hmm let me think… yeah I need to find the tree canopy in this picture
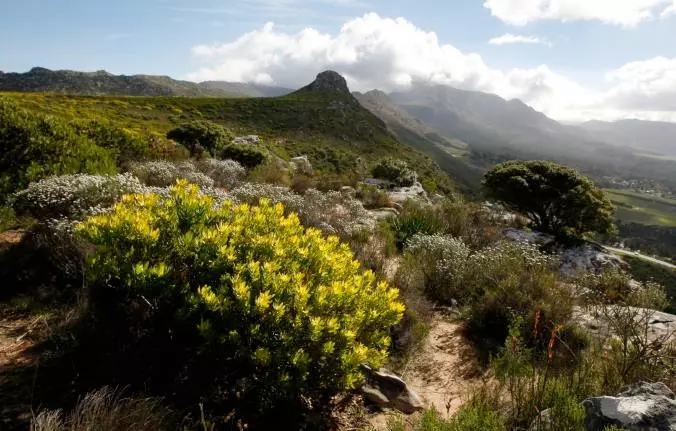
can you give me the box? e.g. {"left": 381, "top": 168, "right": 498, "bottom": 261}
{"left": 483, "top": 160, "right": 615, "bottom": 238}
{"left": 167, "top": 120, "right": 233, "bottom": 157}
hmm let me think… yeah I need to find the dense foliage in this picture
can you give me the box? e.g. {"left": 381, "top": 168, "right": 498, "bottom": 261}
{"left": 483, "top": 160, "right": 615, "bottom": 238}
{"left": 166, "top": 120, "right": 233, "bottom": 156}
{"left": 372, "top": 159, "right": 417, "bottom": 187}
{"left": 216, "top": 144, "right": 267, "bottom": 168}
{"left": 0, "top": 97, "right": 117, "bottom": 198}
{"left": 76, "top": 181, "right": 404, "bottom": 407}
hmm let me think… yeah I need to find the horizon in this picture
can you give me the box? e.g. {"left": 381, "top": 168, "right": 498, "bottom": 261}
{"left": 2, "top": 1, "right": 676, "bottom": 122}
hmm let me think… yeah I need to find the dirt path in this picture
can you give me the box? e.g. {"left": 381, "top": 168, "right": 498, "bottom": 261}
{"left": 367, "top": 314, "right": 484, "bottom": 429}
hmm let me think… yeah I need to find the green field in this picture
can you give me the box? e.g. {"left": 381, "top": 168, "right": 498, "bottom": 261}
{"left": 605, "top": 189, "right": 676, "bottom": 227}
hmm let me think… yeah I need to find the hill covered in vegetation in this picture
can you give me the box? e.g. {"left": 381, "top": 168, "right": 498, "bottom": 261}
{"left": 0, "top": 71, "right": 456, "bottom": 193}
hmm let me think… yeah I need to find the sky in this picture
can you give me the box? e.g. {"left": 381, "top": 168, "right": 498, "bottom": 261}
{"left": 1, "top": 0, "right": 676, "bottom": 122}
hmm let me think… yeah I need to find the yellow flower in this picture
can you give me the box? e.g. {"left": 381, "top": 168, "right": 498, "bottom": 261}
{"left": 255, "top": 291, "right": 272, "bottom": 311}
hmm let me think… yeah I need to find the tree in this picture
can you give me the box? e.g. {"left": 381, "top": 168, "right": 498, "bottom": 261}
{"left": 483, "top": 160, "right": 615, "bottom": 238}
{"left": 216, "top": 144, "right": 266, "bottom": 168}
{"left": 166, "top": 120, "right": 232, "bottom": 157}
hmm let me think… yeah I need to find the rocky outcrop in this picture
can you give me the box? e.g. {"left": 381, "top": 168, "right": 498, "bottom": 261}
{"left": 361, "top": 366, "right": 424, "bottom": 414}
{"left": 573, "top": 306, "right": 676, "bottom": 343}
{"left": 531, "top": 382, "right": 676, "bottom": 431}
{"left": 583, "top": 382, "right": 676, "bottom": 431}
{"left": 502, "top": 229, "right": 625, "bottom": 276}
{"left": 232, "top": 135, "right": 260, "bottom": 145}
{"left": 290, "top": 155, "right": 313, "bottom": 174}
{"left": 297, "top": 70, "right": 351, "bottom": 95}
{"left": 387, "top": 181, "right": 430, "bottom": 205}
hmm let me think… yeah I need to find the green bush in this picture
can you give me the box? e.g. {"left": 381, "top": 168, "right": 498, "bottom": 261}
{"left": 0, "top": 97, "right": 117, "bottom": 199}
{"left": 74, "top": 120, "right": 150, "bottom": 164}
{"left": 372, "top": 159, "right": 417, "bottom": 187}
{"left": 76, "top": 181, "right": 404, "bottom": 409}
{"left": 217, "top": 144, "right": 267, "bottom": 168}
{"left": 166, "top": 120, "right": 233, "bottom": 157}
{"left": 391, "top": 201, "right": 444, "bottom": 250}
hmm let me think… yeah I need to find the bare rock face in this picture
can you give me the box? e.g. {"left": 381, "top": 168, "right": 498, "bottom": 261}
{"left": 361, "top": 365, "right": 424, "bottom": 414}
{"left": 582, "top": 382, "right": 676, "bottom": 431}
{"left": 530, "top": 382, "right": 676, "bottom": 431}
{"left": 290, "top": 155, "right": 313, "bottom": 174}
{"left": 300, "top": 70, "right": 351, "bottom": 94}
{"left": 387, "top": 181, "right": 430, "bottom": 205}
{"left": 572, "top": 306, "right": 676, "bottom": 344}
{"left": 232, "top": 135, "right": 260, "bottom": 145}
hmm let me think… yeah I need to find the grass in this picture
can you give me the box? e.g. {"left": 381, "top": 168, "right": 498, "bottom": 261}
{"left": 623, "top": 255, "right": 676, "bottom": 312}
{"left": 1, "top": 92, "right": 457, "bottom": 193}
{"left": 604, "top": 189, "right": 676, "bottom": 227}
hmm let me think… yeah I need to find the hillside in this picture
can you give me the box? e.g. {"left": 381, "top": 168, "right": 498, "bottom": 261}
{"left": 580, "top": 119, "right": 676, "bottom": 157}
{"left": 0, "top": 71, "right": 456, "bottom": 192}
{"left": 0, "top": 67, "right": 293, "bottom": 99}
{"left": 354, "top": 90, "right": 484, "bottom": 192}
{"left": 387, "top": 83, "right": 676, "bottom": 194}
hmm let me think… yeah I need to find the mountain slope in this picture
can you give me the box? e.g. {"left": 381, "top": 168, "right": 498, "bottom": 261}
{"left": 1, "top": 71, "right": 457, "bottom": 192}
{"left": 580, "top": 119, "right": 676, "bottom": 157}
{"left": 0, "top": 67, "right": 293, "bottom": 98}
{"left": 354, "top": 90, "right": 483, "bottom": 191}
{"left": 388, "top": 83, "right": 641, "bottom": 171}
{"left": 0, "top": 67, "right": 236, "bottom": 97}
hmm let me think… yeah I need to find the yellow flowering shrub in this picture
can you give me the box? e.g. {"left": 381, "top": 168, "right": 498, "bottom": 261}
{"left": 76, "top": 180, "right": 403, "bottom": 401}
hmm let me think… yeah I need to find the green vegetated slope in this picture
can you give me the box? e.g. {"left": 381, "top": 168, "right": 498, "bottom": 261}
{"left": 624, "top": 255, "right": 676, "bottom": 312}
{"left": 605, "top": 189, "right": 676, "bottom": 227}
{"left": 0, "top": 71, "right": 456, "bottom": 192}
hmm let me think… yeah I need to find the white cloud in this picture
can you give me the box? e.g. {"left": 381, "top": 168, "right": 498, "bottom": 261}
{"left": 186, "top": 13, "right": 676, "bottom": 122}
{"left": 488, "top": 33, "right": 550, "bottom": 46}
{"left": 483, "top": 0, "right": 674, "bottom": 27}
{"left": 662, "top": 1, "right": 676, "bottom": 17}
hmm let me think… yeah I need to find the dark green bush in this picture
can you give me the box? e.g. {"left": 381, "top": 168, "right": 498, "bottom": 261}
{"left": 166, "top": 120, "right": 233, "bottom": 157}
{"left": 217, "top": 144, "right": 267, "bottom": 168}
{"left": 372, "top": 159, "right": 417, "bottom": 187}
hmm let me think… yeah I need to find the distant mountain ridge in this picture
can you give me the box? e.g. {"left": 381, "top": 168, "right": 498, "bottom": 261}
{"left": 0, "top": 67, "right": 292, "bottom": 98}
{"left": 579, "top": 119, "right": 676, "bottom": 157}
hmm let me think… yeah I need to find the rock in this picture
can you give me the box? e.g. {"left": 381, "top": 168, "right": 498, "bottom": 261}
{"left": 582, "top": 382, "right": 676, "bottom": 431}
{"left": 361, "top": 365, "right": 424, "bottom": 414}
{"left": 369, "top": 208, "right": 399, "bottom": 221}
{"left": 502, "top": 229, "right": 625, "bottom": 276}
{"left": 362, "top": 178, "right": 394, "bottom": 188}
{"left": 572, "top": 306, "right": 676, "bottom": 344}
{"left": 503, "top": 228, "right": 555, "bottom": 247}
{"left": 299, "top": 70, "right": 351, "bottom": 94}
{"left": 340, "top": 186, "right": 356, "bottom": 197}
{"left": 290, "top": 155, "right": 313, "bottom": 174}
{"left": 560, "top": 243, "right": 625, "bottom": 277}
{"left": 232, "top": 135, "right": 260, "bottom": 145}
{"left": 387, "top": 181, "right": 430, "bottom": 205}
{"left": 530, "top": 382, "right": 676, "bottom": 431}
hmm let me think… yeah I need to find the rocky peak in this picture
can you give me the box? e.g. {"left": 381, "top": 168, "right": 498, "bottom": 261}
{"left": 299, "top": 70, "right": 351, "bottom": 95}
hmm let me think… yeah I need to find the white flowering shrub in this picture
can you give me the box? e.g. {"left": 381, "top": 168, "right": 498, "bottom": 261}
{"left": 129, "top": 160, "right": 214, "bottom": 188}
{"left": 400, "top": 235, "right": 570, "bottom": 345}
{"left": 231, "top": 183, "right": 305, "bottom": 214}
{"left": 11, "top": 173, "right": 145, "bottom": 220}
{"left": 196, "top": 158, "right": 246, "bottom": 189}
{"left": 301, "top": 189, "right": 369, "bottom": 239}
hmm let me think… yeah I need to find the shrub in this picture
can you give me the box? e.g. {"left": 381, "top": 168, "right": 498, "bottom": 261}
{"left": 196, "top": 158, "right": 246, "bottom": 189}
{"left": 356, "top": 184, "right": 393, "bottom": 209}
{"left": 166, "top": 120, "right": 233, "bottom": 157}
{"left": 247, "top": 160, "right": 292, "bottom": 186}
{"left": 11, "top": 173, "right": 144, "bottom": 220}
{"left": 388, "top": 406, "right": 505, "bottom": 431}
{"left": 231, "top": 182, "right": 304, "bottom": 214}
{"left": 30, "top": 386, "right": 172, "bottom": 431}
{"left": 300, "top": 189, "right": 369, "bottom": 239}
{"left": 74, "top": 120, "right": 150, "bottom": 164}
{"left": 372, "top": 159, "right": 417, "bottom": 187}
{"left": 391, "top": 202, "right": 444, "bottom": 250}
{"left": 129, "top": 160, "right": 214, "bottom": 189}
{"left": 76, "top": 181, "right": 404, "bottom": 410}
{"left": 0, "top": 97, "right": 117, "bottom": 198}
{"left": 217, "top": 144, "right": 267, "bottom": 168}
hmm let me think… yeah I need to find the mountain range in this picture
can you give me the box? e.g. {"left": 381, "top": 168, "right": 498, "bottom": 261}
{"left": 1, "top": 67, "right": 674, "bottom": 193}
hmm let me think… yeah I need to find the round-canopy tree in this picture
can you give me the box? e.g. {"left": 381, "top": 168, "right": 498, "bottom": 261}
{"left": 167, "top": 120, "right": 233, "bottom": 157}
{"left": 483, "top": 160, "right": 615, "bottom": 238}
